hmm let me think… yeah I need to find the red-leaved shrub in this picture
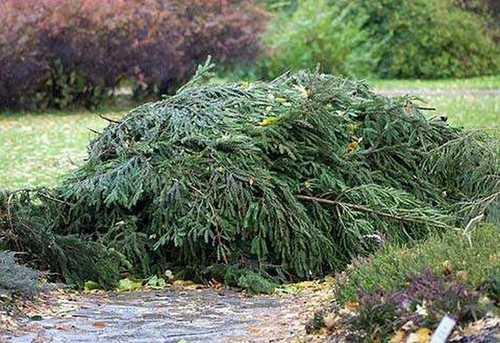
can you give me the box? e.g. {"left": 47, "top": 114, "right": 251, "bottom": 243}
{"left": 0, "top": 0, "right": 266, "bottom": 110}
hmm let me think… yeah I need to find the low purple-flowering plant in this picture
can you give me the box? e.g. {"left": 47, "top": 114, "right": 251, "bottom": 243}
{"left": 350, "top": 269, "right": 489, "bottom": 339}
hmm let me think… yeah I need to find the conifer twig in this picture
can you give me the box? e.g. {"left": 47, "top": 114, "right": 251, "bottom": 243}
{"left": 296, "top": 195, "right": 451, "bottom": 228}
{"left": 99, "top": 114, "right": 120, "bottom": 124}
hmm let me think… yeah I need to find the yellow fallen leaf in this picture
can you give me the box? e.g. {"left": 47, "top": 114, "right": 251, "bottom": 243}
{"left": 456, "top": 270, "right": 468, "bottom": 282}
{"left": 407, "top": 328, "right": 431, "bottom": 343}
{"left": 345, "top": 301, "right": 360, "bottom": 312}
{"left": 442, "top": 260, "right": 453, "bottom": 275}
{"left": 389, "top": 330, "right": 406, "bottom": 343}
{"left": 347, "top": 141, "right": 359, "bottom": 153}
{"left": 84, "top": 280, "right": 101, "bottom": 291}
{"left": 116, "top": 278, "right": 142, "bottom": 292}
{"left": 172, "top": 280, "right": 204, "bottom": 290}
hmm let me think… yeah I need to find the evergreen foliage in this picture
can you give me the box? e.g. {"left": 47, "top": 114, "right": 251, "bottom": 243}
{"left": 0, "top": 190, "right": 126, "bottom": 288}
{"left": 1, "top": 64, "right": 498, "bottom": 287}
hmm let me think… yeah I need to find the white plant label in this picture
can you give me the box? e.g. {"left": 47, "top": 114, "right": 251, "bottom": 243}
{"left": 430, "top": 315, "right": 456, "bottom": 343}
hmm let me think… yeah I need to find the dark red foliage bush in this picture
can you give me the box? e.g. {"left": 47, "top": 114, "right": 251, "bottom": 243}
{"left": 0, "top": 0, "right": 266, "bottom": 110}
{"left": 134, "top": 0, "right": 268, "bottom": 96}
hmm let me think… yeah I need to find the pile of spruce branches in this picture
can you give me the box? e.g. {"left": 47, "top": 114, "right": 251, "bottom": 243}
{"left": 1, "top": 63, "right": 498, "bottom": 287}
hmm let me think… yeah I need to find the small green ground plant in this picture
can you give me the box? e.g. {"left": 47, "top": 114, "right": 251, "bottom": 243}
{"left": 336, "top": 224, "right": 500, "bottom": 304}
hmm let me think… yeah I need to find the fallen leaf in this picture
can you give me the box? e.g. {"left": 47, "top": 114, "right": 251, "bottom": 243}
{"left": 172, "top": 280, "right": 204, "bottom": 290}
{"left": 84, "top": 281, "right": 101, "bottom": 291}
{"left": 407, "top": 328, "right": 431, "bottom": 343}
{"left": 456, "top": 270, "right": 468, "bottom": 282}
{"left": 259, "top": 117, "right": 279, "bottom": 127}
{"left": 116, "top": 278, "right": 142, "bottom": 292}
{"left": 323, "top": 314, "right": 337, "bottom": 330}
{"left": 442, "top": 260, "right": 453, "bottom": 275}
{"left": 389, "top": 330, "right": 406, "bottom": 343}
{"left": 93, "top": 322, "right": 107, "bottom": 329}
{"left": 345, "top": 301, "right": 360, "bottom": 312}
{"left": 56, "top": 324, "right": 71, "bottom": 331}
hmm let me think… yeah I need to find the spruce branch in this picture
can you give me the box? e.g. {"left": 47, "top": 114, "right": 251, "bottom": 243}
{"left": 297, "top": 194, "right": 452, "bottom": 228}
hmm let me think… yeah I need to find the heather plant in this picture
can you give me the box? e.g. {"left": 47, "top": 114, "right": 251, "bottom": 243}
{"left": 0, "top": 0, "right": 266, "bottom": 110}
{"left": 350, "top": 270, "right": 490, "bottom": 340}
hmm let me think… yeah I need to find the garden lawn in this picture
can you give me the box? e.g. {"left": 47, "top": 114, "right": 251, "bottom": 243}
{"left": 0, "top": 78, "right": 498, "bottom": 189}
{"left": 0, "top": 109, "right": 126, "bottom": 189}
{"left": 370, "top": 75, "right": 500, "bottom": 91}
{"left": 373, "top": 76, "right": 500, "bottom": 133}
{"left": 409, "top": 94, "right": 499, "bottom": 133}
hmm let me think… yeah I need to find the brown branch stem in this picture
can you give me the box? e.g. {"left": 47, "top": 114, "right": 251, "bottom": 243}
{"left": 99, "top": 114, "right": 120, "bottom": 124}
{"left": 296, "top": 194, "right": 450, "bottom": 228}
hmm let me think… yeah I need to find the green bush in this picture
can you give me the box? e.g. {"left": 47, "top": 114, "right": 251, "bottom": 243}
{"left": 261, "top": 0, "right": 499, "bottom": 79}
{"left": 351, "top": 0, "right": 499, "bottom": 79}
{"left": 457, "top": 0, "right": 500, "bottom": 42}
{"left": 257, "top": 0, "right": 298, "bottom": 13}
{"left": 336, "top": 224, "right": 500, "bottom": 304}
{"left": 259, "top": 0, "right": 372, "bottom": 79}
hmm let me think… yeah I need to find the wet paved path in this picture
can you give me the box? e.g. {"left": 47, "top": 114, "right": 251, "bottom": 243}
{"left": 2, "top": 288, "right": 320, "bottom": 343}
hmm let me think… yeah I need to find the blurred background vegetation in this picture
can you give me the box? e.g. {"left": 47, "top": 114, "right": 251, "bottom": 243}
{"left": 259, "top": 0, "right": 499, "bottom": 79}
{"left": 0, "top": 0, "right": 498, "bottom": 110}
{"left": 1, "top": 0, "right": 498, "bottom": 189}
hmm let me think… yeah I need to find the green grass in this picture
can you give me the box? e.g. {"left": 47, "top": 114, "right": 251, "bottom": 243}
{"left": 373, "top": 75, "right": 500, "bottom": 133}
{"left": 0, "top": 109, "right": 125, "bottom": 189}
{"left": 417, "top": 94, "right": 499, "bottom": 133}
{"left": 371, "top": 75, "right": 500, "bottom": 90}
{"left": 336, "top": 224, "right": 500, "bottom": 304}
{"left": 0, "top": 78, "right": 498, "bottom": 188}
